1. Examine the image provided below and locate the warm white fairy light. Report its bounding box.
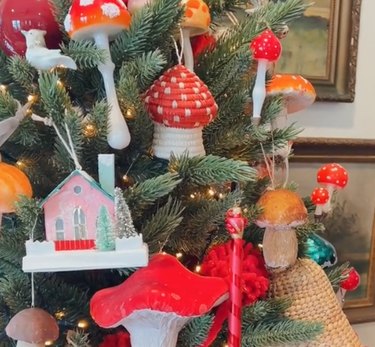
[195,265,201,273]
[208,188,215,196]
[77,319,89,329]
[27,94,37,103]
[45,340,54,346]
[122,174,129,182]
[190,193,196,199]
[218,193,224,199]
[83,123,97,138]
[56,79,63,88]
[175,252,183,259]
[0,84,7,93]
[55,311,65,320]
[258,243,263,249]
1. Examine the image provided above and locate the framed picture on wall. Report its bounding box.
[291,138,375,323]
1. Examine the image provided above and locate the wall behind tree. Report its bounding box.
[289,1,375,345]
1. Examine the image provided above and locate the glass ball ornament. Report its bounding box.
[305,233,337,268]
[0,0,61,56]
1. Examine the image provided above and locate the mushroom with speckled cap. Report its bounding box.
[180,0,211,71]
[90,253,228,347]
[255,189,307,270]
[6,307,59,347]
[64,0,131,150]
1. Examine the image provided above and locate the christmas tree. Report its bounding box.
[0,0,361,346]
[96,206,115,251]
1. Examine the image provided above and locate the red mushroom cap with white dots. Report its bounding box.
[317,163,348,189]
[310,187,330,206]
[250,29,282,62]
[144,64,218,128]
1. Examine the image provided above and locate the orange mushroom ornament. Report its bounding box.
[0,162,32,224]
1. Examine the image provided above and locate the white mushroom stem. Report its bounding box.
[122,310,191,347]
[336,287,346,308]
[262,226,298,270]
[322,185,334,213]
[314,204,324,217]
[16,341,44,347]
[181,28,194,71]
[93,32,130,150]
[252,58,268,122]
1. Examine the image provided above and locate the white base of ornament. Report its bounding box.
[22,235,148,272]
[153,124,205,159]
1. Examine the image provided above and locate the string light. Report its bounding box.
[190,193,196,199]
[77,319,89,329]
[195,265,201,273]
[208,188,215,196]
[218,193,224,199]
[27,94,37,103]
[83,123,97,138]
[126,108,136,120]
[55,311,65,320]
[56,79,63,88]
[258,243,263,249]
[0,84,7,93]
[45,340,54,346]
[122,174,129,183]
[175,252,183,259]
[16,160,26,169]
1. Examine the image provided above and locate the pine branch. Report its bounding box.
[178,314,214,347]
[326,262,350,290]
[125,173,182,217]
[0,50,12,84]
[7,56,37,93]
[38,71,73,124]
[49,0,72,34]
[141,197,184,253]
[120,49,167,91]
[0,92,17,120]
[111,0,183,65]
[169,154,256,186]
[61,41,106,69]
[0,275,31,313]
[242,298,291,325]
[243,319,323,347]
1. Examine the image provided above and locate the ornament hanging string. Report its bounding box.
[30,215,38,307]
[259,142,275,188]
[31,114,82,170]
[172,30,185,65]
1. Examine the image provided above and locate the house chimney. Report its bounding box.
[98,154,115,196]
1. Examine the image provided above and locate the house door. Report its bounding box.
[73,207,87,240]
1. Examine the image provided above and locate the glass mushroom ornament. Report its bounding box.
[250,29,282,123]
[310,187,330,219]
[90,253,228,347]
[144,64,218,159]
[180,0,211,71]
[64,0,132,150]
[336,267,360,307]
[316,163,348,213]
[5,307,59,347]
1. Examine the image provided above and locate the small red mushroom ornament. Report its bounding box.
[336,267,360,307]
[90,253,228,347]
[145,64,218,159]
[310,187,330,218]
[316,163,348,213]
[250,29,282,123]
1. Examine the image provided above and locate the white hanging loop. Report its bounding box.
[172,34,184,65]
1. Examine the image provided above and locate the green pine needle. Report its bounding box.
[178,314,214,347]
[8,56,37,92]
[61,41,107,69]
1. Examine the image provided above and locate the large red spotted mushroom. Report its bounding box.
[144,64,218,159]
[316,163,348,213]
[64,0,132,150]
[180,0,211,71]
[250,29,282,123]
[90,253,228,347]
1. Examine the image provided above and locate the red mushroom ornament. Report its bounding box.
[310,187,330,219]
[317,163,348,213]
[64,0,132,150]
[90,253,228,347]
[145,64,218,159]
[250,29,282,123]
[336,267,360,307]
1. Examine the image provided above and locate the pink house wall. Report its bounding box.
[43,175,114,241]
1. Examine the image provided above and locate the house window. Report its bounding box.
[73,185,82,194]
[55,218,64,240]
[73,207,87,240]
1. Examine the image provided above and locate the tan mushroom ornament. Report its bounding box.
[90,253,228,347]
[64,0,132,149]
[5,307,59,347]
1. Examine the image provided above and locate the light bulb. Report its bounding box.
[195,265,201,273]
[175,252,183,259]
[83,123,97,138]
[77,319,89,329]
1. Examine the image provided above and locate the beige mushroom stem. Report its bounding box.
[94,32,131,149]
[262,226,298,270]
[182,28,194,71]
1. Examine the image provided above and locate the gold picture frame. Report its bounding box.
[276,0,362,102]
[291,138,375,323]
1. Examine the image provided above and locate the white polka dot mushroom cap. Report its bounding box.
[144,64,218,128]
